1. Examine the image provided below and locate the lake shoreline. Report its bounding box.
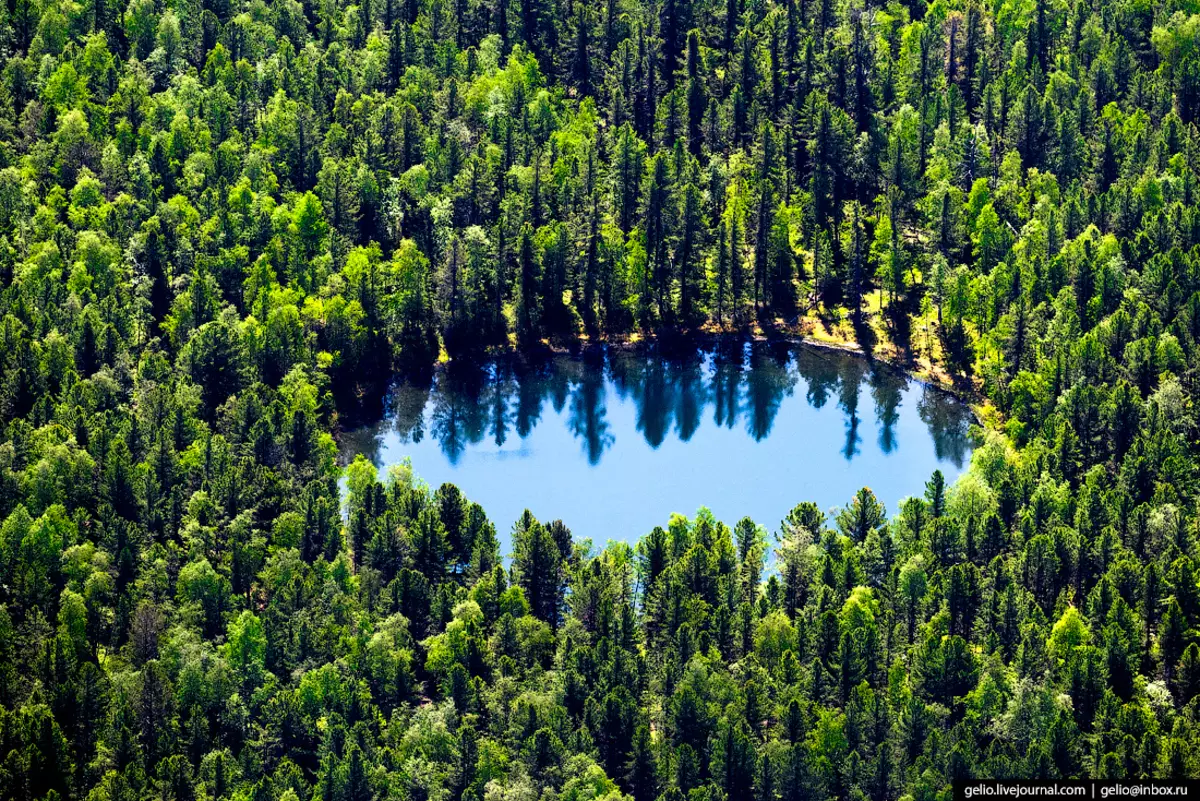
[461,330,985,422]
[339,336,979,541]
[336,331,985,438]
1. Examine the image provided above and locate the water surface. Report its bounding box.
[340,343,975,548]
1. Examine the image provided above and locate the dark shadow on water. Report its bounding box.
[917,385,974,469]
[870,366,905,455]
[513,359,551,439]
[430,366,488,465]
[341,342,976,473]
[710,342,744,430]
[487,364,515,448]
[568,349,613,465]
[837,356,867,461]
[673,353,706,442]
[635,354,674,449]
[743,343,794,442]
[795,347,841,410]
[389,378,433,445]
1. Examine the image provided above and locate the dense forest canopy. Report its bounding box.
[3,0,1200,794]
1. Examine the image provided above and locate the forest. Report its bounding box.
[3,0,1200,793]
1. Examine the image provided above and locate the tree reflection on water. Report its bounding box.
[345,342,976,469]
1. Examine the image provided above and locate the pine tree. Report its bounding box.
[516,224,540,345]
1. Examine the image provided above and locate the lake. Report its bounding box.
[339,342,976,549]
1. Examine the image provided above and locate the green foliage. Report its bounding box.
[2,0,1200,794]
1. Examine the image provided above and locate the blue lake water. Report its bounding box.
[339,342,975,550]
